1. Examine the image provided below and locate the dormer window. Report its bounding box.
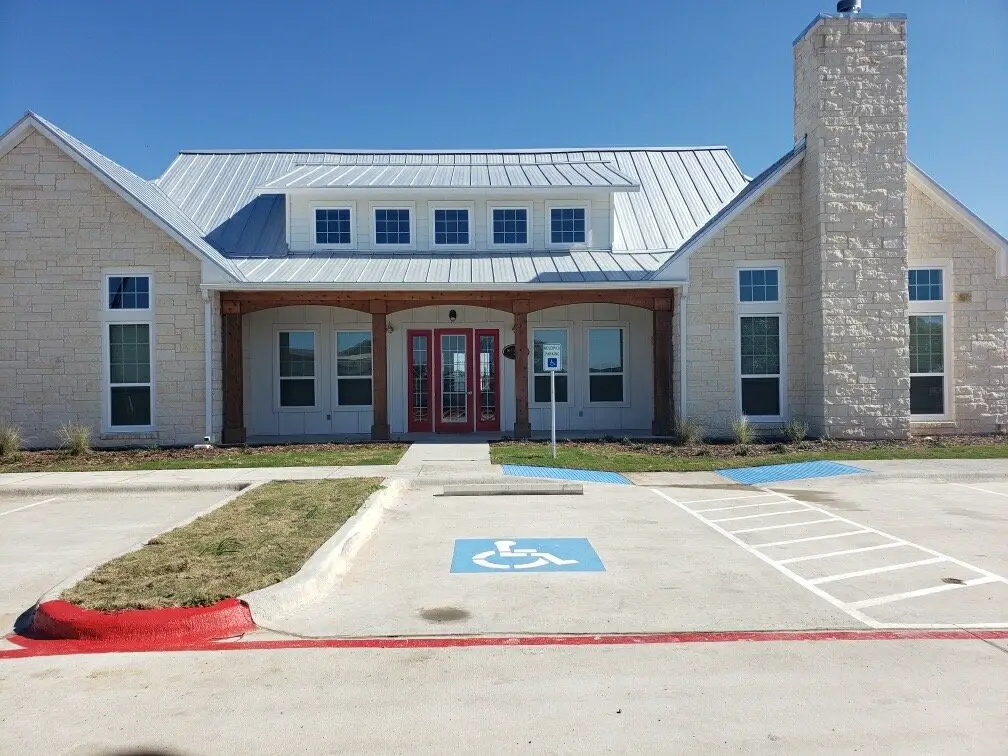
[315,208,352,246]
[374,207,411,245]
[433,208,470,246]
[549,206,587,245]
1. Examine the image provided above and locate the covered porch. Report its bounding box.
[218,288,677,443]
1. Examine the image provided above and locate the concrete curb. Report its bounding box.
[438,482,583,496]
[0,483,250,496]
[242,479,405,623]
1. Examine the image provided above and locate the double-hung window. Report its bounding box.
[432,208,469,246]
[104,274,154,430]
[532,328,568,403]
[374,208,411,245]
[738,267,783,419]
[278,331,316,408]
[335,331,373,406]
[315,208,352,246]
[908,268,948,417]
[490,207,529,246]
[587,327,625,403]
[549,206,586,245]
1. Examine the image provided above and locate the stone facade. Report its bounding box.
[795,16,910,439]
[0,129,209,447]
[908,182,1008,433]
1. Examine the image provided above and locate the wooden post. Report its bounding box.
[221,304,246,444]
[370,302,390,441]
[513,303,531,439]
[652,295,675,437]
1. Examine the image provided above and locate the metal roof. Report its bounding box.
[156,148,749,262]
[257,160,639,190]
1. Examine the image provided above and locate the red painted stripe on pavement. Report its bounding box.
[3,628,1007,659]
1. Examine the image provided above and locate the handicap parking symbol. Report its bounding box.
[451,538,605,573]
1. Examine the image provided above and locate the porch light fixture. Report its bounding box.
[448,309,457,323]
[386,323,395,334]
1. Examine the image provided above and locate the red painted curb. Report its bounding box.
[27,598,256,644]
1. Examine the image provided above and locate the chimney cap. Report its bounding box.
[837,0,861,12]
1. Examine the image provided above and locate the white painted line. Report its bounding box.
[710,507,811,524]
[869,621,1008,630]
[760,488,1008,585]
[808,557,948,585]
[952,483,1008,499]
[847,576,1000,610]
[777,542,907,565]
[728,517,836,535]
[651,488,880,628]
[0,496,60,517]
[680,493,779,508]
[757,530,872,548]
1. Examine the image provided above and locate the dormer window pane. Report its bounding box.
[375,208,411,245]
[315,208,351,245]
[550,208,586,244]
[434,209,469,245]
[492,208,528,245]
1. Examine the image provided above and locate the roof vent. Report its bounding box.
[836,0,861,13]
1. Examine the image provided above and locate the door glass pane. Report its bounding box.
[412,335,429,423]
[440,334,467,423]
[479,334,497,422]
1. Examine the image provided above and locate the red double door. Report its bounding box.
[407,328,500,433]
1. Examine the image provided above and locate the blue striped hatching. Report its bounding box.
[502,465,631,486]
[717,461,867,485]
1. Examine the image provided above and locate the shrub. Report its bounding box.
[0,424,21,459]
[57,422,92,455]
[674,418,705,446]
[732,415,757,446]
[782,418,809,444]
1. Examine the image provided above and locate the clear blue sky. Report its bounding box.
[2,0,1005,234]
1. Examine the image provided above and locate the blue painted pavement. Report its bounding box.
[451,538,605,573]
[718,460,867,485]
[501,464,631,485]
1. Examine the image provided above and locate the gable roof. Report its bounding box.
[0,112,242,281]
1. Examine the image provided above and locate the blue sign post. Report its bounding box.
[451,538,605,573]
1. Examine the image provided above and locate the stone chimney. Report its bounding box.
[794,13,910,439]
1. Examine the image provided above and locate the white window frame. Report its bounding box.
[309,202,356,250]
[530,326,571,406]
[333,329,374,410]
[908,264,953,422]
[371,203,415,250]
[736,264,786,423]
[545,201,591,249]
[585,324,630,407]
[101,270,155,434]
[275,327,321,412]
[487,202,532,249]
[429,202,475,250]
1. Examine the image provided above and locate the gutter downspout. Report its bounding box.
[203,290,213,442]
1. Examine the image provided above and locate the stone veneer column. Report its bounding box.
[794,14,910,439]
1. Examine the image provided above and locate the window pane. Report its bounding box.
[534,375,567,403]
[279,331,315,378]
[280,378,315,407]
[434,208,469,245]
[590,374,623,403]
[338,378,373,406]
[741,377,780,416]
[493,208,527,244]
[909,269,943,301]
[740,316,780,375]
[336,331,372,377]
[588,328,622,373]
[315,208,351,244]
[739,269,778,302]
[532,329,567,374]
[109,324,150,384]
[108,276,151,309]
[110,386,151,426]
[550,207,585,244]
[910,375,944,415]
[909,316,943,374]
[375,208,410,244]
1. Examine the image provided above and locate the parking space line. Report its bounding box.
[709,507,811,523]
[728,517,835,535]
[953,483,1008,499]
[690,497,784,512]
[847,576,1000,610]
[758,530,872,548]
[808,557,947,585]
[0,496,60,517]
[777,542,906,565]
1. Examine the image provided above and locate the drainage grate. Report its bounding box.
[717,461,867,485]
[501,465,631,486]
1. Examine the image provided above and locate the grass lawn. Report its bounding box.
[61,478,383,610]
[0,442,406,473]
[491,438,1008,473]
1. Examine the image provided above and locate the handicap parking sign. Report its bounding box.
[451,538,605,573]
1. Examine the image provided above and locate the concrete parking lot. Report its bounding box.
[268,465,1008,637]
[0,487,240,632]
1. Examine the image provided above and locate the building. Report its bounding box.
[1,12,1006,447]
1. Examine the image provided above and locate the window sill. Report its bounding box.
[910,419,955,426]
[100,430,157,440]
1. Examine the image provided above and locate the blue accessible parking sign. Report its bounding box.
[451,538,605,573]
